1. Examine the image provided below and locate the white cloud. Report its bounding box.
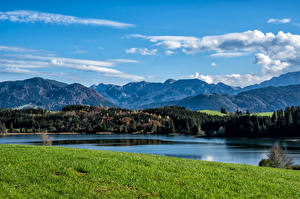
[211,62,216,66]
[126,47,157,55]
[191,72,214,84]
[129,30,300,81]
[126,48,137,54]
[190,72,270,87]
[0,45,37,52]
[73,46,87,54]
[0,10,134,28]
[210,52,249,58]
[254,53,290,73]
[165,50,174,55]
[12,54,114,67]
[267,18,291,24]
[0,67,37,75]
[0,47,143,81]
[108,59,139,63]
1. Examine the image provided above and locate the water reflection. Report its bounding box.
[31,139,190,146]
[224,138,300,150]
[0,134,300,165]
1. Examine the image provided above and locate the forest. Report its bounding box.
[0,105,299,137]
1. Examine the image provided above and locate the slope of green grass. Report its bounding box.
[252,112,273,117]
[199,110,273,117]
[198,110,227,116]
[0,145,299,198]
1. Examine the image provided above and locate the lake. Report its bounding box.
[1,134,300,166]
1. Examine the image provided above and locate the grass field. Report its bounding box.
[199,110,273,117]
[0,145,299,198]
[251,112,273,117]
[198,110,227,116]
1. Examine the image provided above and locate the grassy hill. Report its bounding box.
[198,110,273,117]
[198,110,228,116]
[0,145,299,198]
[252,112,273,117]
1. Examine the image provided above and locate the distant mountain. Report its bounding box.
[149,84,300,112]
[0,77,114,110]
[91,79,239,109]
[241,71,300,92]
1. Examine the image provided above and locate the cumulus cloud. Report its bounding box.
[192,72,214,84]
[190,72,271,87]
[267,18,291,24]
[0,47,143,81]
[211,62,216,66]
[130,30,300,80]
[0,10,134,28]
[126,47,157,55]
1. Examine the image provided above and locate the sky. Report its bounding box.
[1,0,300,87]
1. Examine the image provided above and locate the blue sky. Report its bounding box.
[1,0,300,87]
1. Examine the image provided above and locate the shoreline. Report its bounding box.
[1,132,114,136]
[1,132,300,141]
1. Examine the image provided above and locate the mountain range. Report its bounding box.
[92,71,300,110]
[2,71,300,112]
[91,79,239,109]
[241,71,300,92]
[0,77,113,110]
[149,84,300,112]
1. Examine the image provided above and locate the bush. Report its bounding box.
[259,146,294,169]
[258,159,273,167]
[291,165,300,170]
[41,133,53,146]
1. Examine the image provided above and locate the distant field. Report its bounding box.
[251,112,273,117]
[199,110,273,117]
[0,145,299,198]
[198,110,227,116]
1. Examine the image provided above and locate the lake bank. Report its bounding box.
[0,144,299,198]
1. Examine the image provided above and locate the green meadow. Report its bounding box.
[198,110,228,116]
[199,110,273,117]
[0,145,299,198]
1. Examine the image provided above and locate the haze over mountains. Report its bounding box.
[1,71,300,112]
[241,71,300,92]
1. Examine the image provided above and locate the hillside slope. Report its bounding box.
[0,145,299,198]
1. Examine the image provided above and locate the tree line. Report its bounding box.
[0,105,300,137]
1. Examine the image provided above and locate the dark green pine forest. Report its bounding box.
[0,105,299,137]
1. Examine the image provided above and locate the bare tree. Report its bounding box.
[41,133,53,146]
[262,146,294,169]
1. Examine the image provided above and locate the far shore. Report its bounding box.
[1,132,114,136]
[1,132,300,141]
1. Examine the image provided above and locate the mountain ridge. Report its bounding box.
[150,84,300,112]
[91,78,240,109]
[0,77,114,110]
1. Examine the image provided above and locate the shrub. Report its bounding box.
[41,133,53,146]
[258,159,273,167]
[291,165,300,170]
[259,146,294,169]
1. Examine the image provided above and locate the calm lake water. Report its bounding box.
[1,134,300,166]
